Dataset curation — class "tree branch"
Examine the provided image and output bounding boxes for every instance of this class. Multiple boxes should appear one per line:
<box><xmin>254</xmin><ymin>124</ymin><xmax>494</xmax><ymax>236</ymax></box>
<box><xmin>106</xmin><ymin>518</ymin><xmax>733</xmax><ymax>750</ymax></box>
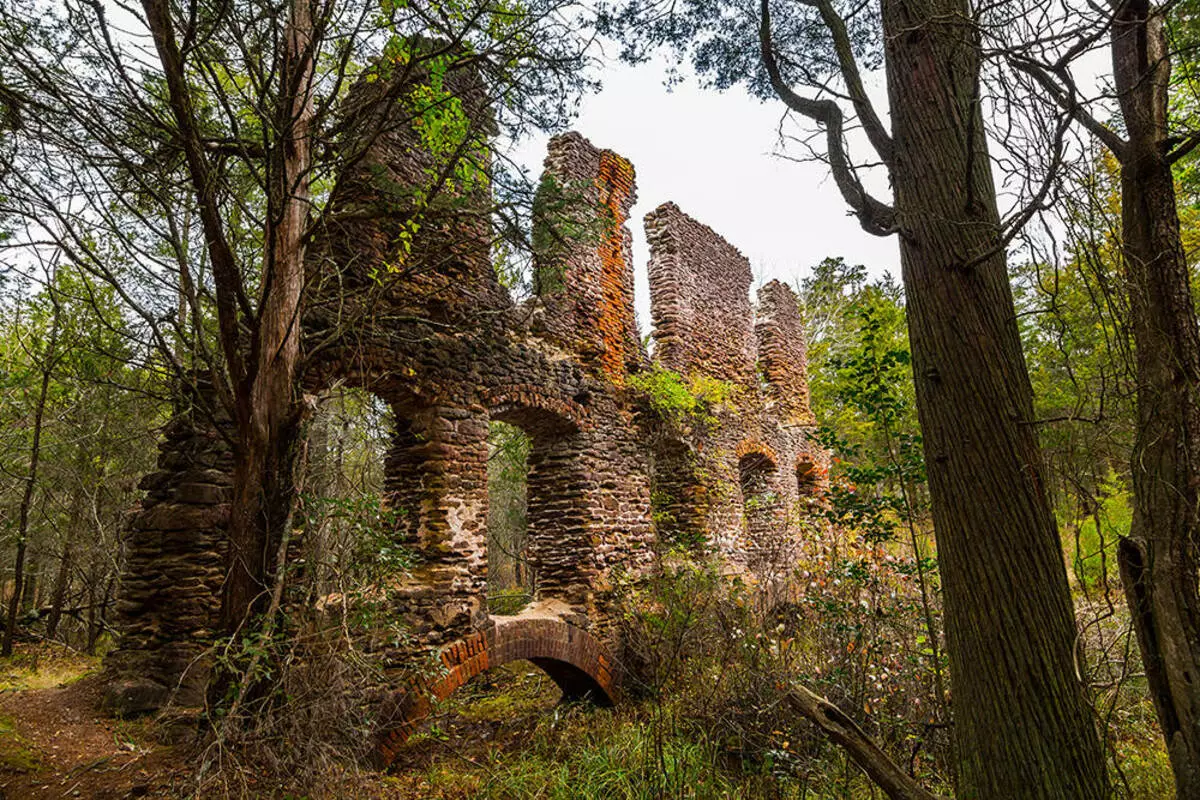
<box><xmin>141</xmin><ymin>0</ymin><xmax>250</xmax><ymax>394</ymax></box>
<box><xmin>808</xmin><ymin>0</ymin><xmax>894</xmax><ymax>167</ymax></box>
<box><xmin>1010</xmin><ymin>56</ymin><xmax>1128</xmax><ymax>159</ymax></box>
<box><xmin>760</xmin><ymin>0</ymin><xmax>896</xmax><ymax>236</ymax></box>
<box><xmin>784</xmin><ymin>685</ymin><xmax>946</xmax><ymax>800</ymax></box>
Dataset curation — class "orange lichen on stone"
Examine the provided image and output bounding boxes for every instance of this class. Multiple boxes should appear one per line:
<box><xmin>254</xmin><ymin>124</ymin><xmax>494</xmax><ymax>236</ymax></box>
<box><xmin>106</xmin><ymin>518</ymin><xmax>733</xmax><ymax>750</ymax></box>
<box><xmin>596</xmin><ymin>151</ymin><xmax>636</xmax><ymax>386</ymax></box>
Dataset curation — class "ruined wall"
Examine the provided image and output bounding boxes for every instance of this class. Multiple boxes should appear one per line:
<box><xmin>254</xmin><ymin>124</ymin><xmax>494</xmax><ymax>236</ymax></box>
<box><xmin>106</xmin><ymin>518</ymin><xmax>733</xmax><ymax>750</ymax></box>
<box><xmin>645</xmin><ymin>203</ymin><xmax>828</xmax><ymax>582</ymax></box>
<box><xmin>645</xmin><ymin>202</ymin><xmax>755</xmax><ymax>387</ymax></box>
<box><xmin>102</xmin><ymin>391</ymin><xmax>231</xmax><ymax>715</ymax></box>
<box><xmin>756</xmin><ymin>280</ymin><xmax>816</xmax><ymax>426</ymax></box>
<box><xmin>104</xmin><ymin>61</ymin><xmax>823</xmax><ymax>720</ymax></box>
<box><xmin>531</xmin><ymin>133</ymin><xmax>644</xmax><ymax>385</ymax></box>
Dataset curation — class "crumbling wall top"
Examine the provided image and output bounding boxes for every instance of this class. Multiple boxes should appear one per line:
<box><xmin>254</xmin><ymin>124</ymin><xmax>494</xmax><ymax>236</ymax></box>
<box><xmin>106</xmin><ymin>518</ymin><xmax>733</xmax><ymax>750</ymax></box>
<box><xmin>756</xmin><ymin>280</ymin><xmax>815</xmax><ymax>425</ymax></box>
<box><xmin>645</xmin><ymin>202</ymin><xmax>755</xmax><ymax>387</ymax></box>
<box><xmin>531</xmin><ymin>132</ymin><xmax>643</xmax><ymax>384</ymax></box>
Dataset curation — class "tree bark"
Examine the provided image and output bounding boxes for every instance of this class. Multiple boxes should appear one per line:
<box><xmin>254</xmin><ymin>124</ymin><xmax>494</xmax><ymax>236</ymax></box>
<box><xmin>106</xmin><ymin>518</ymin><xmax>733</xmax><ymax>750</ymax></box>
<box><xmin>1111</xmin><ymin>6</ymin><xmax>1200</xmax><ymax>795</ymax></box>
<box><xmin>881</xmin><ymin>0</ymin><xmax>1108</xmax><ymax>796</ymax></box>
<box><xmin>221</xmin><ymin>0</ymin><xmax>314</xmax><ymax>632</ymax></box>
<box><xmin>142</xmin><ymin>0</ymin><xmax>315</xmax><ymax>634</ymax></box>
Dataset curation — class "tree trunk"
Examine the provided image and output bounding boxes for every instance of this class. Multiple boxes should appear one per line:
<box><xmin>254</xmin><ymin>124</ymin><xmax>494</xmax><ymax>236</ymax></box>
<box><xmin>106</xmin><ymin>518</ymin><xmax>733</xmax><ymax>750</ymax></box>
<box><xmin>3</xmin><ymin>302</ymin><xmax>59</xmax><ymax>657</ymax></box>
<box><xmin>45</xmin><ymin>542</ymin><xmax>72</xmax><ymax>640</ymax></box>
<box><xmin>220</xmin><ymin>0</ymin><xmax>314</xmax><ymax>633</ymax></box>
<box><xmin>1112</xmin><ymin>6</ymin><xmax>1200</xmax><ymax>795</ymax></box>
<box><xmin>881</xmin><ymin>0</ymin><xmax>1108</xmax><ymax>796</ymax></box>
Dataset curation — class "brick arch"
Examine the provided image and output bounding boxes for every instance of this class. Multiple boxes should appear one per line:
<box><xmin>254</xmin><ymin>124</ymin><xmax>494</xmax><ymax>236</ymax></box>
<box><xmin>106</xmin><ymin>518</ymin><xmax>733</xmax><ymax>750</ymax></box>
<box><xmin>736</xmin><ymin>439</ymin><xmax>778</xmax><ymax>467</ymax></box>
<box><xmin>373</xmin><ymin>614</ymin><xmax>616</xmax><ymax>767</ymax></box>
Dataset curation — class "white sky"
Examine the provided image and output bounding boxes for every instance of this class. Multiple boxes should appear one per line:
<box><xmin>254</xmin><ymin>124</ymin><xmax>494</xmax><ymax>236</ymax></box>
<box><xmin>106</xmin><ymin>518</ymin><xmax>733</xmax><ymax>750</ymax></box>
<box><xmin>506</xmin><ymin>58</ymin><xmax>903</xmax><ymax>336</ymax></box>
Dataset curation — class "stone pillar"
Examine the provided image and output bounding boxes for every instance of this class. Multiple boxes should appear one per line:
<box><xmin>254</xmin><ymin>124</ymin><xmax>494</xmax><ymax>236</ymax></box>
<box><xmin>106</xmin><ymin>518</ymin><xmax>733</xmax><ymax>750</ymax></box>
<box><xmin>102</xmin><ymin>395</ymin><xmax>232</xmax><ymax>716</ymax></box>
<box><xmin>755</xmin><ymin>280</ymin><xmax>815</xmax><ymax>425</ymax></box>
<box><xmin>532</xmin><ymin>132</ymin><xmax>644</xmax><ymax>384</ymax></box>
<box><xmin>386</xmin><ymin>405</ymin><xmax>490</xmax><ymax>652</ymax></box>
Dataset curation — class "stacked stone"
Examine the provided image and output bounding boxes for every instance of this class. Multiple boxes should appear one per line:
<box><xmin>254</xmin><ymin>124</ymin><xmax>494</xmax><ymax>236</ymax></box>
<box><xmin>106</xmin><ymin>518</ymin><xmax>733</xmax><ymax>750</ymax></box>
<box><xmin>645</xmin><ymin>202</ymin><xmax>756</xmax><ymax>387</ymax></box>
<box><xmin>644</xmin><ymin>204</ymin><xmax>828</xmax><ymax>583</ymax></box>
<box><xmin>755</xmin><ymin>280</ymin><xmax>816</xmax><ymax>426</ymax></box>
<box><xmin>105</xmin><ymin>111</ymin><xmax>825</xmax><ymax>741</ymax></box>
<box><xmin>305</xmin><ymin>50</ymin><xmax>510</xmax><ymax>328</ymax></box>
<box><xmin>532</xmin><ymin>133</ymin><xmax>644</xmax><ymax>384</ymax></box>
<box><xmin>102</xmin><ymin>395</ymin><xmax>231</xmax><ymax>716</ymax></box>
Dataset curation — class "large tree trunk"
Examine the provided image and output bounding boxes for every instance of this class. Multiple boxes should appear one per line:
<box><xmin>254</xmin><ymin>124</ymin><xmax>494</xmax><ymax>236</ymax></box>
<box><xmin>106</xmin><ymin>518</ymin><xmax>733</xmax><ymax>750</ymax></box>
<box><xmin>142</xmin><ymin>0</ymin><xmax>313</xmax><ymax>635</ymax></box>
<box><xmin>881</xmin><ymin>0</ymin><xmax>1108</xmax><ymax>796</ymax></box>
<box><xmin>1112</xmin><ymin>6</ymin><xmax>1200</xmax><ymax>795</ymax></box>
<box><xmin>220</xmin><ymin>0</ymin><xmax>314</xmax><ymax>633</ymax></box>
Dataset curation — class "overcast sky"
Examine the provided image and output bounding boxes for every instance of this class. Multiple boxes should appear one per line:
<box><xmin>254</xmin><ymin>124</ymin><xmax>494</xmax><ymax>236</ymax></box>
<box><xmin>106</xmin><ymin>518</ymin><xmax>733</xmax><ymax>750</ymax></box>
<box><xmin>506</xmin><ymin>57</ymin><xmax>902</xmax><ymax>335</ymax></box>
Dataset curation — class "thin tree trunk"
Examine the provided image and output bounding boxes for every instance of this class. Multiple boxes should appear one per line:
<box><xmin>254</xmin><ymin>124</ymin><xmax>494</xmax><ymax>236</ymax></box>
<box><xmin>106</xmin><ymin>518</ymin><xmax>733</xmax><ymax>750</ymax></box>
<box><xmin>3</xmin><ymin>299</ymin><xmax>60</xmax><ymax>657</ymax></box>
<box><xmin>1110</xmin><ymin>7</ymin><xmax>1200</xmax><ymax>795</ymax></box>
<box><xmin>142</xmin><ymin>0</ymin><xmax>315</xmax><ymax>634</ymax></box>
<box><xmin>45</xmin><ymin>542</ymin><xmax>72</xmax><ymax>640</ymax></box>
<box><xmin>881</xmin><ymin>0</ymin><xmax>1108</xmax><ymax>796</ymax></box>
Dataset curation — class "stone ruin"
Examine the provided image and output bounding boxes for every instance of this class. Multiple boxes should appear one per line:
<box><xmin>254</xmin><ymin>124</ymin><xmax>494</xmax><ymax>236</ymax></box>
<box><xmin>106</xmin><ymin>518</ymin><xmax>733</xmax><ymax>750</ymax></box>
<box><xmin>100</xmin><ymin>61</ymin><xmax>829</xmax><ymax>766</ymax></box>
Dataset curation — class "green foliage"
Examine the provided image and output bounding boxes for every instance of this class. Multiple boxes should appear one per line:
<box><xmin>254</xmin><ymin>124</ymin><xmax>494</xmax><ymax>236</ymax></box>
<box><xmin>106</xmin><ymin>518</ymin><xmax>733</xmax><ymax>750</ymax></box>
<box><xmin>1064</xmin><ymin>470</ymin><xmax>1130</xmax><ymax>592</ymax></box>
<box><xmin>487</xmin><ymin>420</ymin><xmax>533</xmax><ymax>604</ymax></box>
<box><xmin>530</xmin><ymin>172</ymin><xmax>607</xmax><ymax>294</ymax></box>
<box><xmin>630</xmin><ymin>366</ymin><xmax>736</xmax><ymax>429</ymax></box>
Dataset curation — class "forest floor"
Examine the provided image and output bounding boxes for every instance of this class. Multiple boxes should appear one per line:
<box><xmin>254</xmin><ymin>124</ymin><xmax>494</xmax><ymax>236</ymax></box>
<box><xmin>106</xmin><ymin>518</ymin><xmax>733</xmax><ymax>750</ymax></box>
<box><xmin>0</xmin><ymin>632</ymin><xmax>1176</xmax><ymax>799</ymax></box>
<box><xmin>0</xmin><ymin>643</ymin><xmax>575</xmax><ymax>799</ymax></box>
<box><xmin>0</xmin><ymin>644</ymin><xmax>188</xmax><ymax>799</ymax></box>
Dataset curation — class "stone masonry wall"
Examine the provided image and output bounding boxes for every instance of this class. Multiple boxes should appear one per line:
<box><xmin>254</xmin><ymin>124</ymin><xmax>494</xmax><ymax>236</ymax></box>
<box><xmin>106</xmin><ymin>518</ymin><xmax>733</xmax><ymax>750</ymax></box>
<box><xmin>531</xmin><ymin>133</ymin><xmax>644</xmax><ymax>385</ymax></box>
<box><xmin>105</xmin><ymin>60</ymin><xmax>824</xmax><ymax>720</ymax></box>
<box><xmin>645</xmin><ymin>202</ymin><xmax>755</xmax><ymax>387</ymax></box>
<box><xmin>645</xmin><ymin>203</ymin><xmax>828</xmax><ymax>583</ymax></box>
<box><xmin>102</xmin><ymin>391</ymin><xmax>231</xmax><ymax>715</ymax></box>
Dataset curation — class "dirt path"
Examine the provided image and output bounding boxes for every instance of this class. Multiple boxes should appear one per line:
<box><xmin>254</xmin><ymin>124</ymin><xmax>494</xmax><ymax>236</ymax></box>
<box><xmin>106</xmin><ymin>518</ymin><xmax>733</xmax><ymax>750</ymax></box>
<box><xmin>0</xmin><ymin>676</ymin><xmax>184</xmax><ymax>799</ymax></box>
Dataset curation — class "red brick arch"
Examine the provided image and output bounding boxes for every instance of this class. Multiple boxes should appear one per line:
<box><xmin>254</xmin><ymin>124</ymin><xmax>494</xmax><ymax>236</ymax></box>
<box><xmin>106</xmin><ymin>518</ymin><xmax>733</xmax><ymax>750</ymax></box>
<box><xmin>373</xmin><ymin>614</ymin><xmax>616</xmax><ymax>767</ymax></box>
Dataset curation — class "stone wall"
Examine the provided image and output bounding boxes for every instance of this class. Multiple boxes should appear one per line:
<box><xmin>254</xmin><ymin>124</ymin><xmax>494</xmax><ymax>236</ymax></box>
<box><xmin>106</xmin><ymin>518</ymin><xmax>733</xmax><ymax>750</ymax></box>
<box><xmin>645</xmin><ymin>202</ymin><xmax>755</xmax><ymax>387</ymax></box>
<box><xmin>104</xmin><ymin>63</ymin><xmax>826</xmax><ymax>722</ymax></box>
<box><xmin>102</xmin><ymin>391</ymin><xmax>231</xmax><ymax>715</ymax></box>
<box><xmin>645</xmin><ymin>203</ymin><xmax>828</xmax><ymax>581</ymax></box>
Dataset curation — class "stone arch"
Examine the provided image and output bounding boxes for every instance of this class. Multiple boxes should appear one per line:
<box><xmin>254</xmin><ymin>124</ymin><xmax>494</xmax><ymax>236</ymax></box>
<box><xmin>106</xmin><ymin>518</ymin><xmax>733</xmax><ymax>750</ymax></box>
<box><xmin>486</xmin><ymin>388</ymin><xmax>593</xmax><ymax>600</ymax></box>
<box><xmin>648</xmin><ymin>436</ymin><xmax>707</xmax><ymax>547</ymax></box>
<box><xmin>484</xmin><ymin>384</ymin><xmax>590</xmax><ymax>433</ymax></box>
<box><xmin>795</xmin><ymin>456</ymin><xmax>819</xmax><ymax>497</ymax></box>
<box><xmin>373</xmin><ymin>613</ymin><xmax>616</xmax><ymax>766</ymax></box>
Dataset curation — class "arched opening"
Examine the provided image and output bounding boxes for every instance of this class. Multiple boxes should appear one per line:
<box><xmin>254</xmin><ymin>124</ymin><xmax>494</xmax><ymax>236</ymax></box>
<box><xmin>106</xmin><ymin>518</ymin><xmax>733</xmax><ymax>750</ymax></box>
<box><xmin>374</xmin><ymin>615</ymin><xmax>616</xmax><ymax>768</ymax></box>
<box><xmin>739</xmin><ymin>451</ymin><xmax>783</xmax><ymax>568</ymax></box>
<box><xmin>488</xmin><ymin>398</ymin><xmax>589</xmax><ymax>603</ymax></box>
<box><xmin>648</xmin><ymin>438</ymin><xmax>707</xmax><ymax>548</ymax></box>
<box><xmin>487</xmin><ymin>420</ymin><xmax>533</xmax><ymax>613</ymax></box>
<box><xmin>301</xmin><ymin>387</ymin><xmax>411</xmax><ymax>598</ymax></box>
<box><xmin>796</xmin><ymin>458</ymin><xmax>820</xmax><ymax>504</ymax></box>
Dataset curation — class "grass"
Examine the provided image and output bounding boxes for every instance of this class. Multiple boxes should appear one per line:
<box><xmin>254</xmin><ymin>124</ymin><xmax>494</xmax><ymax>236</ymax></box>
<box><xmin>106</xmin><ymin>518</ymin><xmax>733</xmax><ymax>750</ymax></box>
<box><xmin>0</xmin><ymin>713</ymin><xmax>41</xmax><ymax>773</ymax></box>
<box><xmin>0</xmin><ymin>642</ymin><xmax>100</xmax><ymax>692</ymax></box>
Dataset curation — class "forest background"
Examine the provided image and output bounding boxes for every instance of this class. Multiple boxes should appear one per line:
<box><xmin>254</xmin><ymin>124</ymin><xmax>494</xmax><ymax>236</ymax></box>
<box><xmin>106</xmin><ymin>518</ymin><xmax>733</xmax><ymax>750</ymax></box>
<box><xmin>0</xmin><ymin>0</ymin><xmax>1198</xmax><ymax>797</ymax></box>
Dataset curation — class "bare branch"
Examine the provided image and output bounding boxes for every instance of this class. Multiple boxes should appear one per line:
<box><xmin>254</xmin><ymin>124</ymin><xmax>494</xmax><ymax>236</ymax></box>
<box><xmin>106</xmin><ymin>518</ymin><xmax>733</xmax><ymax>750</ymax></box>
<box><xmin>809</xmin><ymin>0</ymin><xmax>894</xmax><ymax>166</ymax></box>
<box><xmin>1010</xmin><ymin>56</ymin><xmax>1128</xmax><ymax>158</ymax></box>
<box><xmin>759</xmin><ymin>0</ymin><xmax>896</xmax><ymax>237</ymax></box>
